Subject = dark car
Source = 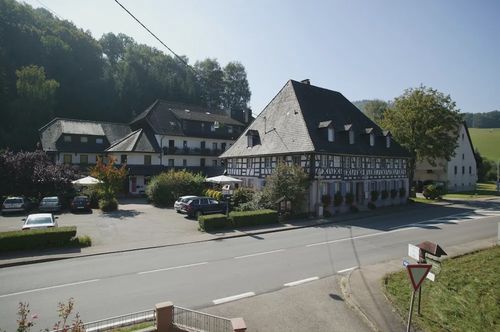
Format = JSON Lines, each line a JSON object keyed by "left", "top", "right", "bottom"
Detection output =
{"left": 181, "top": 197, "right": 228, "bottom": 219}
{"left": 38, "top": 196, "right": 62, "bottom": 213}
{"left": 70, "top": 196, "right": 91, "bottom": 213}
{"left": 1, "top": 197, "right": 32, "bottom": 215}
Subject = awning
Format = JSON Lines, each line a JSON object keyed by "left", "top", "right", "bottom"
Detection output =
{"left": 205, "top": 175, "right": 243, "bottom": 184}
{"left": 71, "top": 176, "right": 102, "bottom": 185}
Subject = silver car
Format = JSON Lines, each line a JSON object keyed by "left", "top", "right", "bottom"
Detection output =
{"left": 174, "top": 195, "right": 198, "bottom": 213}
{"left": 1, "top": 197, "right": 31, "bottom": 214}
{"left": 22, "top": 213, "right": 58, "bottom": 230}
{"left": 38, "top": 196, "right": 62, "bottom": 213}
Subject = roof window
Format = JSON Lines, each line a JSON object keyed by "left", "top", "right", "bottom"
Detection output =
{"left": 63, "top": 135, "right": 71, "bottom": 142}
{"left": 246, "top": 130, "right": 260, "bottom": 147}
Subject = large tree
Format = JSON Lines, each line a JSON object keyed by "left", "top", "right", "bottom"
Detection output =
{"left": 363, "top": 99, "right": 388, "bottom": 125}
{"left": 222, "top": 61, "right": 251, "bottom": 112}
{"left": 382, "top": 86, "right": 462, "bottom": 194}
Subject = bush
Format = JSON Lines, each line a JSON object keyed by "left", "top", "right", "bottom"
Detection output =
{"left": 368, "top": 202, "right": 376, "bottom": 210}
{"left": 350, "top": 205, "right": 359, "bottom": 213}
{"left": 423, "top": 184, "right": 445, "bottom": 200}
{"left": 390, "top": 189, "right": 398, "bottom": 199}
{"left": 74, "top": 235, "right": 92, "bottom": 247}
{"left": 381, "top": 190, "right": 389, "bottom": 200}
{"left": 321, "top": 194, "right": 331, "bottom": 207}
{"left": 198, "top": 214, "right": 229, "bottom": 232}
{"left": 232, "top": 187, "right": 255, "bottom": 207}
{"left": 82, "top": 187, "right": 101, "bottom": 208}
{"left": 370, "top": 190, "right": 379, "bottom": 202}
{"left": 333, "top": 191, "right": 343, "bottom": 206}
{"left": 146, "top": 170, "right": 204, "bottom": 207}
{"left": 345, "top": 192, "right": 354, "bottom": 205}
{"left": 229, "top": 209, "right": 278, "bottom": 227}
{"left": 99, "top": 198, "right": 118, "bottom": 211}
{"left": 399, "top": 187, "right": 406, "bottom": 198}
{"left": 0, "top": 227, "right": 78, "bottom": 252}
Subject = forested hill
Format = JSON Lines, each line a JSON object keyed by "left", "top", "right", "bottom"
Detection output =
{"left": 0, "top": 0, "right": 251, "bottom": 150}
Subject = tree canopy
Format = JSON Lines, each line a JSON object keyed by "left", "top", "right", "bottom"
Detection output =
{"left": 382, "top": 86, "right": 463, "bottom": 190}
{"left": 0, "top": 0, "right": 251, "bottom": 151}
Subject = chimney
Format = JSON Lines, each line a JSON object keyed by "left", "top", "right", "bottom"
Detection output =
{"left": 301, "top": 79, "right": 310, "bottom": 85}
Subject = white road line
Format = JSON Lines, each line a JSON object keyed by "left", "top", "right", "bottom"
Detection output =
{"left": 284, "top": 276, "right": 319, "bottom": 287}
{"left": 0, "top": 279, "right": 100, "bottom": 298}
{"left": 337, "top": 266, "right": 358, "bottom": 274}
{"left": 234, "top": 249, "right": 285, "bottom": 259}
{"left": 213, "top": 292, "right": 255, "bottom": 305}
{"left": 305, "top": 211, "right": 494, "bottom": 247}
{"left": 138, "top": 262, "right": 208, "bottom": 275}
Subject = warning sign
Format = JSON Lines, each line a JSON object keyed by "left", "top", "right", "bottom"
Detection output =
{"left": 406, "top": 264, "right": 432, "bottom": 291}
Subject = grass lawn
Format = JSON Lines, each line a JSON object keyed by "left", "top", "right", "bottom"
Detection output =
{"left": 469, "top": 128, "right": 500, "bottom": 161}
{"left": 443, "top": 182, "right": 499, "bottom": 199}
{"left": 383, "top": 246, "right": 500, "bottom": 332}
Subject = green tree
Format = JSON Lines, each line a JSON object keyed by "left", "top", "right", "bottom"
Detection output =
{"left": 195, "top": 58, "right": 224, "bottom": 109}
{"left": 363, "top": 99, "right": 388, "bottom": 125}
{"left": 263, "top": 162, "right": 310, "bottom": 214}
{"left": 146, "top": 169, "right": 205, "bottom": 207}
{"left": 382, "top": 86, "right": 462, "bottom": 195}
{"left": 90, "top": 156, "right": 127, "bottom": 210}
{"left": 222, "top": 61, "right": 251, "bottom": 112}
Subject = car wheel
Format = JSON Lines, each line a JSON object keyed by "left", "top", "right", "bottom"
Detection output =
{"left": 195, "top": 210, "right": 203, "bottom": 219}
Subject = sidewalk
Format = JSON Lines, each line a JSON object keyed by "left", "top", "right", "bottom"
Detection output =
{"left": 0, "top": 201, "right": 460, "bottom": 268}
{"left": 340, "top": 237, "right": 497, "bottom": 332}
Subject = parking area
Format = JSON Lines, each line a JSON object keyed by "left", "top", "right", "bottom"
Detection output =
{"left": 0, "top": 198, "right": 211, "bottom": 250}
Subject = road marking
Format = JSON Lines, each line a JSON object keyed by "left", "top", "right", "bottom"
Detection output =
{"left": 213, "top": 292, "right": 255, "bottom": 305}
{"left": 234, "top": 249, "right": 285, "bottom": 259}
{"left": 138, "top": 262, "right": 208, "bottom": 275}
{"left": 0, "top": 279, "right": 99, "bottom": 298}
{"left": 337, "top": 266, "right": 358, "bottom": 274}
{"left": 305, "top": 211, "right": 494, "bottom": 247}
{"left": 284, "top": 276, "right": 319, "bottom": 287}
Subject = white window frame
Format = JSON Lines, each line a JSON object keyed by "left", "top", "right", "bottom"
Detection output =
{"left": 328, "top": 127, "right": 334, "bottom": 142}
{"left": 370, "top": 133, "right": 375, "bottom": 146}
{"left": 80, "top": 136, "right": 88, "bottom": 143}
{"left": 349, "top": 130, "right": 355, "bottom": 144}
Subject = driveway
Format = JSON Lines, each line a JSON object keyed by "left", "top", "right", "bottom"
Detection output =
{"left": 0, "top": 198, "right": 207, "bottom": 250}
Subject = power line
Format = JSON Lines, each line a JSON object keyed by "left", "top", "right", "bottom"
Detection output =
{"left": 112, "top": 0, "right": 202, "bottom": 79}
{"left": 34, "top": 0, "right": 62, "bottom": 19}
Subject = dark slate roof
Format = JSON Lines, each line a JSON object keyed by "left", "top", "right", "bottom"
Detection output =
{"left": 39, "top": 118, "right": 131, "bottom": 152}
{"left": 221, "top": 80, "right": 411, "bottom": 158}
{"left": 106, "top": 129, "right": 160, "bottom": 153}
{"left": 130, "top": 100, "right": 245, "bottom": 136}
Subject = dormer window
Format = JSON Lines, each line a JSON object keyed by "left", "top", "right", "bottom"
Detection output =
{"left": 246, "top": 129, "right": 260, "bottom": 147}
{"left": 349, "top": 130, "right": 355, "bottom": 144}
{"left": 386, "top": 136, "right": 391, "bottom": 148}
{"left": 328, "top": 128, "right": 335, "bottom": 142}
{"left": 210, "top": 124, "right": 215, "bottom": 132}
{"left": 64, "top": 135, "right": 71, "bottom": 142}
{"left": 228, "top": 125, "right": 233, "bottom": 134}
{"left": 96, "top": 138, "right": 103, "bottom": 144}
{"left": 80, "top": 136, "right": 88, "bottom": 143}
{"left": 369, "top": 133, "right": 375, "bottom": 146}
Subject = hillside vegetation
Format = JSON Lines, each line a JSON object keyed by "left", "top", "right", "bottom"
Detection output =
{"left": 469, "top": 128, "right": 500, "bottom": 161}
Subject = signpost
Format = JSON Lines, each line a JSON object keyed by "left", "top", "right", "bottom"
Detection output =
{"left": 408, "top": 244, "right": 421, "bottom": 261}
{"left": 406, "top": 264, "right": 432, "bottom": 332}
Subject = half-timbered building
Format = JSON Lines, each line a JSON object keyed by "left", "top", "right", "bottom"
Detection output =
{"left": 220, "top": 79, "right": 411, "bottom": 213}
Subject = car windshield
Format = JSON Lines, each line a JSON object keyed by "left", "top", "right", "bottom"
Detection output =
{"left": 26, "top": 216, "right": 52, "bottom": 225}
{"left": 42, "top": 198, "right": 58, "bottom": 203}
{"left": 74, "top": 197, "right": 88, "bottom": 203}
{"left": 5, "top": 198, "right": 22, "bottom": 204}
{"left": 181, "top": 197, "right": 193, "bottom": 203}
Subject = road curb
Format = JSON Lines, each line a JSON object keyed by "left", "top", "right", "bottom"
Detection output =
{"left": 0, "top": 202, "right": 452, "bottom": 268}
{"left": 340, "top": 268, "right": 379, "bottom": 332}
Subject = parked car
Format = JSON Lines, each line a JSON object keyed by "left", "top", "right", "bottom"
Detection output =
{"left": 38, "top": 196, "right": 62, "bottom": 213}
{"left": 181, "top": 197, "right": 228, "bottom": 219}
{"left": 22, "top": 213, "right": 58, "bottom": 230}
{"left": 174, "top": 195, "right": 199, "bottom": 213}
{"left": 70, "top": 195, "right": 91, "bottom": 213}
{"left": 1, "top": 197, "right": 32, "bottom": 215}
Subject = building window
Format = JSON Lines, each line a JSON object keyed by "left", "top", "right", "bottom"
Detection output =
{"left": 469, "top": 166, "right": 472, "bottom": 174}
{"left": 213, "top": 142, "right": 218, "bottom": 151}
{"left": 168, "top": 159, "right": 174, "bottom": 166}
{"left": 64, "top": 135, "right": 71, "bottom": 142}
{"left": 183, "top": 159, "right": 187, "bottom": 167}
{"left": 201, "top": 141, "right": 206, "bottom": 149}
{"left": 144, "top": 155, "right": 151, "bottom": 165}
{"left": 462, "top": 166, "right": 465, "bottom": 174}
{"left": 80, "top": 155, "right": 88, "bottom": 165}
{"left": 96, "top": 138, "right": 103, "bottom": 144}
{"left": 454, "top": 166, "right": 457, "bottom": 174}
{"left": 247, "top": 136, "right": 253, "bottom": 147}
{"left": 265, "top": 157, "right": 271, "bottom": 168}
{"left": 121, "top": 155, "right": 127, "bottom": 164}
{"left": 80, "top": 136, "right": 88, "bottom": 143}
{"left": 183, "top": 141, "right": 188, "bottom": 148}
{"left": 221, "top": 142, "right": 226, "bottom": 151}
{"left": 213, "top": 160, "right": 218, "bottom": 167}
{"left": 328, "top": 128, "right": 334, "bottom": 142}
{"left": 228, "top": 126, "right": 233, "bottom": 134}
{"left": 370, "top": 133, "right": 375, "bottom": 146}
{"left": 386, "top": 136, "right": 391, "bottom": 148}
{"left": 201, "top": 123, "right": 205, "bottom": 130}
{"left": 200, "top": 158, "right": 206, "bottom": 167}
{"left": 210, "top": 124, "right": 215, "bottom": 132}
{"left": 293, "top": 155, "right": 301, "bottom": 165}
{"left": 63, "top": 154, "right": 72, "bottom": 164}
{"left": 462, "top": 153, "right": 464, "bottom": 160}
{"left": 333, "top": 156, "right": 341, "bottom": 168}
{"left": 228, "top": 159, "right": 233, "bottom": 168}
{"left": 349, "top": 130, "right": 355, "bottom": 144}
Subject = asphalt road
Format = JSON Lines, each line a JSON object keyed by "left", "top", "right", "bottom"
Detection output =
{"left": 0, "top": 203, "right": 499, "bottom": 330}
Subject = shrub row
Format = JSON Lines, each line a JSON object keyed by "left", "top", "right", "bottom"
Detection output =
{"left": 198, "top": 209, "right": 279, "bottom": 232}
{"left": 0, "top": 227, "right": 91, "bottom": 252}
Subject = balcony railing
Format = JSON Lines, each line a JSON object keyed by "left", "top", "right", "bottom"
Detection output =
{"left": 163, "top": 147, "right": 225, "bottom": 156}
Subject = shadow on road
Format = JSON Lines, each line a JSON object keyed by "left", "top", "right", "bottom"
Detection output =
{"left": 101, "top": 209, "right": 143, "bottom": 219}
{"left": 0, "top": 246, "right": 82, "bottom": 261}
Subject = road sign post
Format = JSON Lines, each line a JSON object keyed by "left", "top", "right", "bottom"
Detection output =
{"left": 406, "top": 264, "right": 432, "bottom": 332}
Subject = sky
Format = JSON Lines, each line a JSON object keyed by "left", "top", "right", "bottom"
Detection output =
{"left": 21, "top": 0, "right": 500, "bottom": 115}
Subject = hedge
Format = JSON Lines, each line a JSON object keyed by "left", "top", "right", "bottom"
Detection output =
{"left": 198, "top": 214, "right": 229, "bottom": 232}
{"left": 0, "top": 226, "right": 78, "bottom": 252}
{"left": 229, "top": 209, "right": 278, "bottom": 227}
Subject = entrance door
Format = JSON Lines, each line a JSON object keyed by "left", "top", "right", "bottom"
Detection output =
{"left": 356, "top": 182, "right": 364, "bottom": 204}
{"left": 130, "top": 176, "right": 137, "bottom": 193}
